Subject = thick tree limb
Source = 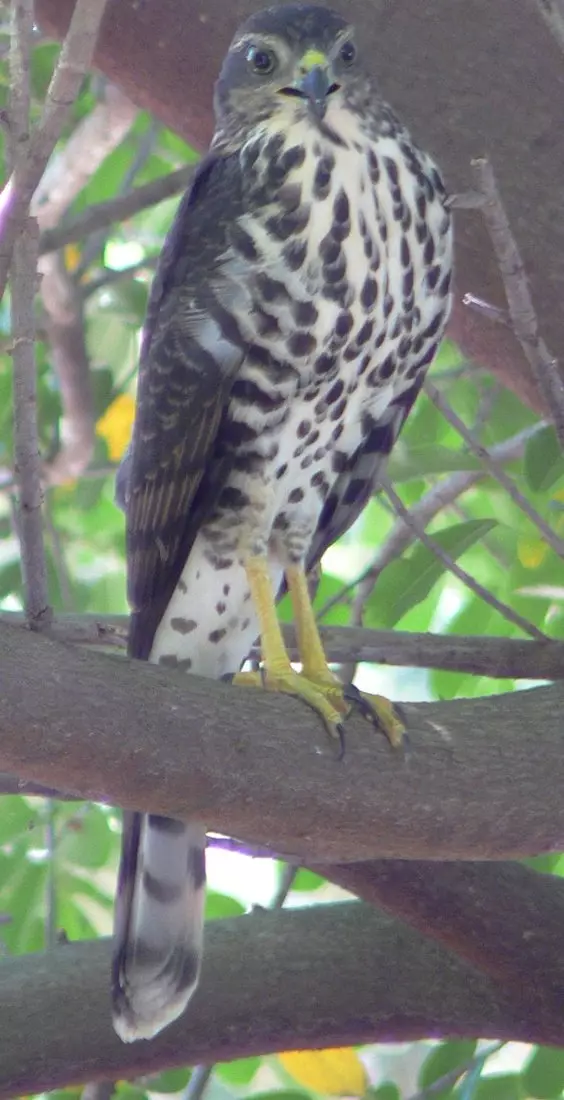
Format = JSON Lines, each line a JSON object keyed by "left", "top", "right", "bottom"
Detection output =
{"left": 320, "top": 860, "right": 564, "bottom": 1019}
{"left": 0, "top": 892, "right": 562, "bottom": 1099}
{"left": 1, "top": 622, "right": 564, "bottom": 861}
{"left": 35, "top": 0, "right": 564, "bottom": 418}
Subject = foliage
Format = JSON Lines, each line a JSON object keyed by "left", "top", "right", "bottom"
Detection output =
{"left": 1, "top": 29, "right": 563, "bottom": 1100}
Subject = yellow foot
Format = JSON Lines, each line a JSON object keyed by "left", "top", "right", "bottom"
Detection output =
{"left": 343, "top": 684, "right": 406, "bottom": 750}
{"left": 233, "top": 668, "right": 345, "bottom": 748}
{"left": 233, "top": 670, "right": 405, "bottom": 757}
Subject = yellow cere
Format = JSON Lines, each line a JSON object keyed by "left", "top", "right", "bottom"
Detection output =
{"left": 300, "top": 49, "right": 328, "bottom": 70}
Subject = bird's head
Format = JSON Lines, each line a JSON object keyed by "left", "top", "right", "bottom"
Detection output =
{"left": 214, "top": 5, "right": 367, "bottom": 139}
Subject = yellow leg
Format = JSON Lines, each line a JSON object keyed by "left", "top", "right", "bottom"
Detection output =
{"left": 286, "top": 564, "right": 344, "bottom": 699}
{"left": 286, "top": 563, "right": 405, "bottom": 750}
{"left": 233, "top": 555, "right": 344, "bottom": 740}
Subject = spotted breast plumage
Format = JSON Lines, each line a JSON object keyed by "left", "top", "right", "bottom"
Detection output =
{"left": 112, "top": 3, "right": 453, "bottom": 1042}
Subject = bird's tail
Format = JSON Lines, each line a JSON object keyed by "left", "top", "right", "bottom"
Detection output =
{"left": 112, "top": 811, "right": 206, "bottom": 1042}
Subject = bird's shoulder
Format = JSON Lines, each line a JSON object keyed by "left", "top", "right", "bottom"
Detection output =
{"left": 141, "top": 144, "right": 247, "bottom": 359}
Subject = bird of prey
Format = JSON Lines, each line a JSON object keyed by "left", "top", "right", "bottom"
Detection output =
{"left": 112, "top": 2, "right": 453, "bottom": 1042}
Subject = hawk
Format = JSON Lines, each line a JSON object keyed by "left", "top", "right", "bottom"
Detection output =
{"left": 112, "top": 3, "right": 453, "bottom": 1042}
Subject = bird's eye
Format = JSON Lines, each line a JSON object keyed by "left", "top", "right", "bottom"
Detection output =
{"left": 247, "top": 45, "right": 277, "bottom": 74}
{"left": 339, "top": 40, "right": 356, "bottom": 65}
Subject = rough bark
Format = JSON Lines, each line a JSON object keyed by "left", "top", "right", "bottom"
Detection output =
{"left": 1, "top": 623, "right": 564, "bottom": 861}
{"left": 35, "top": 0, "right": 564, "bottom": 417}
{"left": 3, "top": 882, "right": 564, "bottom": 1099}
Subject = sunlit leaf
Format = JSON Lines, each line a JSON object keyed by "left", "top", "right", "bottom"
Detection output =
{"left": 419, "top": 1041, "right": 477, "bottom": 1095}
{"left": 517, "top": 535, "right": 548, "bottom": 570}
{"left": 96, "top": 393, "right": 135, "bottom": 461}
{"left": 205, "top": 890, "right": 245, "bottom": 921}
{"left": 365, "top": 520, "right": 497, "bottom": 628}
{"left": 0, "top": 797, "right": 35, "bottom": 846}
{"left": 524, "top": 1046, "right": 564, "bottom": 1098}
{"left": 388, "top": 444, "right": 482, "bottom": 483}
{"left": 524, "top": 426, "right": 564, "bottom": 493}
{"left": 58, "top": 805, "right": 113, "bottom": 870}
{"left": 278, "top": 1047, "right": 368, "bottom": 1097}
{"left": 216, "top": 1057, "right": 262, "bottom": 1085}
{"left": 142, "top": 1067, "right": 192, "bottom": 1092}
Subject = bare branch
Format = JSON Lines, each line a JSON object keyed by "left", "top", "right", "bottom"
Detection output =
{"left": 0, "top": 0, "right": 110, "bottom": 302}
{"left": 40, "top": 253, "right": 96, "bottom": 485}
{"left": 40, "top": 164, "right": 195, "bottom": 254}
{"left": 33, "top": 83, "right": 137, "bottom": 233}
{"left": 381, "top": 478, "right": 547, "bottom": 640}
{"left": 2, "top": 893, "right": 557, "bottom": 1099}
{"left": 3, "top": 611, "right": 564, "bottom": 680}
{"left": 471, "top": 156, "right": 564, "bottom": 451}
{"left": 1, "top": 623, "right": 564, "bottom": 861}
{"left": 425, "top": 381, "right": 564, "bottom": 557}
{"left": 31, "top": 83, "right": 137, "bottom": 485}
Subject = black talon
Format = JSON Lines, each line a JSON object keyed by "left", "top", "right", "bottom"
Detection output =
{"left": 343, "top": 682, "right": 383, "bottom": 729}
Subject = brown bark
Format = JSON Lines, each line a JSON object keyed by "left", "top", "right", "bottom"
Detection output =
{"left": 35, "top": 0, "right": 564, "bottom": 417}
{"left": 2, "top": 880, "right": 564, "bottom": 1099}
{"left": 1, "top": 623, "right": 564, "bottom": 862}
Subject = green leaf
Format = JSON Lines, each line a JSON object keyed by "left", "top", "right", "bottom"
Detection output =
{"left": 291, "top": 868, "right": 326, "bottom": 892}
{"left": 0, "top": 560, "right": 23, "bottom": 602}
{"left": 368, "top": 1085, "right": 401, "bottom": 1100}
{"left": 205, "top": 890, "right": 245, "bottom": 921}
{"left": 216, "top": 1057, "right": 261, "bottom": 1085}
{"left": 524, "top": 426, "right": 564, "bottom": 493}
{"left": 419, "top": 1041, "right": 478, "bottom": 1094}
{"left": 314, "top": 573, "right": 352, "bottom": 626}
{"left": 524, "top": 1047, "right": 564, "bottom": 1098}
{"left": 249, "top": 1092, "right": 311, "bottom": 1100}
{"left": 473, "top": 1075, "right": 524, "bottom": 1100}
{"left": 388, "top": 444, "right": 482, "bottom": 483}
{"left": 365, "top": 519, "right": 497, "bottom": 628}
{"left": 142, "top": 1067, "right": 192, "bottom": 1093}
{"left": 58, "top": 805, "right": 112, "bottom": 870}
{"left": 0, "top": 797, "right": 35, "bottom": 845}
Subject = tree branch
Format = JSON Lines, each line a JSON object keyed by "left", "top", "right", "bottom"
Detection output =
{"left": 3, "top": 611, "right": 564, "bottom": 680}
{"left": 1, "top": 623, "right": 564, "bottom": 861}
{"left": 471, "top": 156, "right": 564, "bottom": 450}
{"left": 39, "top": 164, "right": 195, "bottom": 254}
{"left": 0, "top": 0, "right": 109, "bottom": 302}
{"left": 3, "top": 867, "right": 564, "bottom": 1097}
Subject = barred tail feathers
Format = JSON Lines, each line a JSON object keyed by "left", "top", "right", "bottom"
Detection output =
{"left": 112, "top": 812, "right": 206, "bottom": 1042}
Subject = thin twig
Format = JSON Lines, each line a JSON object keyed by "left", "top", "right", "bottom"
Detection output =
{"left": 425, "top": 380, "right": 564, "bottom": 559}
{"left": 0, "top": 0, "right": 110, "bottom": 302}
{"left": 39, "top": 165, "right": 195, "bottom": 255}
{"left": 472, "top": 156, "right": 564, "bottom": 450}
{"left": 381, "top": 478, "right": 547, "bottom": 641}
{"left": 45, "top": 800, "right": 58, "bottom": 949}
{"left": 32, "top": 83, "right": 137, "bottom": 486}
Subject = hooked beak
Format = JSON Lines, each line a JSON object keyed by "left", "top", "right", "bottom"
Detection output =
{"left": 298, "top": 65, "right": 331, "bottom": 119}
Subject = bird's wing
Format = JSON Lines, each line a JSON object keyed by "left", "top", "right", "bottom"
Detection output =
{"left": 119, "top": 149, "right": 248, "bottom": 660}
{"left": 306, "top": 374, "right": 426, "bottom": 574}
